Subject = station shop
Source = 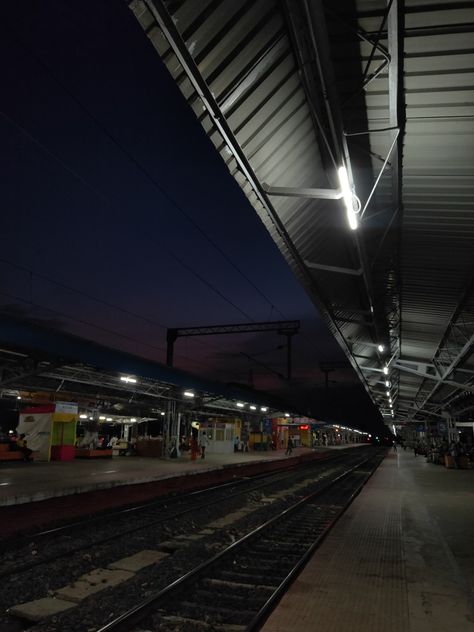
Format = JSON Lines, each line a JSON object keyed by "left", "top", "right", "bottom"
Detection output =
{"left": 0, "top": 400, "right": 371, "bottom": 462}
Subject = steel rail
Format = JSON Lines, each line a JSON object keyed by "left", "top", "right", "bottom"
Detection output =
{"left": 96, "top": 451, "right": 384, "bottom": 632}
{"left": 0, "top": 453, "right": 348, "bottom": 580}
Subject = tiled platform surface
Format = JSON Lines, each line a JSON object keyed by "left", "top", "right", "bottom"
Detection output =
{"left": 262, "top": 450, "right": 474, "bottom": 632}
{"left": 0, "top": 444, "right": 362, "bottom": 507}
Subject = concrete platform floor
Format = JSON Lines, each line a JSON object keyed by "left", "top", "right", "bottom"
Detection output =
{"left": 262, "top": 449, "right": 474, "bottom": 632}
{"left": 0, "top": 445, "right": 365, "bottom": 537}
{"left": 0, "top": 444, "right": 363, "bottom": 507}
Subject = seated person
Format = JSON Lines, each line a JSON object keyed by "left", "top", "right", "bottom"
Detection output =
{"left": 16, "top": 434, "right": 33, "bottom": 461}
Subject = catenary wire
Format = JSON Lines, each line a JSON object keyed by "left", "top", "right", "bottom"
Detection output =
{"left": 1, "top": 23, "right": 331, "bottom": 380}
{"left": 2, "top": 24, "right": 288, "bottom": 323}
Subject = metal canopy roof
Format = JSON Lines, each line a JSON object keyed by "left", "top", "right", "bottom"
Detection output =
{"left": 0, "top": 315, "right": 289, "bottom": 418}
{"left": 129, "top": 0, "right": 474, "bottom": 428}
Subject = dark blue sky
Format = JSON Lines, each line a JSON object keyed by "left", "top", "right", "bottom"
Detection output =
{"left": 0, "top": 0, "right": 384, "bottom": 426}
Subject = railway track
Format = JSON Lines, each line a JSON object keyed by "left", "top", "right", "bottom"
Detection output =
{"left": 96, "top": 452, "right": 384, "bottom": 632}
{"left": 1, "top": 449, "right": 382, "bottom": 631}
{"left": 0, "top": 451, "right": 350, "bottom": 581}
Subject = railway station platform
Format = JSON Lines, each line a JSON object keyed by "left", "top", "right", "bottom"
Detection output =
{"left": 0, "top": 444, "right": 364, "bottom": 537}
{"left": 262, "top": 449, "right": 474, "bottom": 632}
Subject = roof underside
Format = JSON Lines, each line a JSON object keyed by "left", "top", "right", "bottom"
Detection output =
{"left": 129, "top": 0, "right": 474, "bottom": 427}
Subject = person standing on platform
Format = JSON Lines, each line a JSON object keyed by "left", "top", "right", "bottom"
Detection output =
{"left": 234, "top": 435, "right": 240, "bottom": 452}
{"left": 199, "top": 431, "right": 209, "bottom": 459}
{"left": 285, "top": 436, "right": 294, "bottom": 456}
{"left": 449, "top": 441, "right": 459, "bottom": 469}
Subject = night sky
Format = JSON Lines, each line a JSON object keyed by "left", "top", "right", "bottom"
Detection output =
{"left": 0, "top": 1, "right": 385, "bottom": 431}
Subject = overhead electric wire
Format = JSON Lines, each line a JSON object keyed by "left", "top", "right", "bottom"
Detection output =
{"left": 0, "top": 109, "right": 254, "bottom": 325}
{"left": 3, "top": 24, "right": 287, "bottom": 323}
{"left": 0, "top": 290, "right": 213, "bottom": 373}
{"left": 1, "top": 22, "right": 331, "bottom": 381}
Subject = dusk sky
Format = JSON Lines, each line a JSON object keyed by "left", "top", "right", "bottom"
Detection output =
{"left": 0, "top": 1, "right": 382, "bottom": 427}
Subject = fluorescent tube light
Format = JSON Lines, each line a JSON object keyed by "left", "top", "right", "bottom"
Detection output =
{"left": 120, "top": 376, "right": 137, "bottom": 384}
{"left": 338, "top": 166, "right": 358, "bottom": 230}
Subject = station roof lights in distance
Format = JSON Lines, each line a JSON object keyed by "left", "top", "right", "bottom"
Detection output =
{"left": 120, "top": 376, "right": 137, "bottom": 384}
{"left": 236, "top": 403, "right": 268, "bottom": 412}
{"left": 333, "top": 424, "right": 369, "bottom": 436}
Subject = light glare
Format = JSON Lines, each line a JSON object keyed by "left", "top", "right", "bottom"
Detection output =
{"left": 120, "top": 376, "right": 137, "bottom": 384}
{"left": 338, "top": 166, "right": 358, "bottom": 230}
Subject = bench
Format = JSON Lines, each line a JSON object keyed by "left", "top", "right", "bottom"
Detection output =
{"left": 75, "top": 448, "right": 113, "bottom": 458}
{"left": 0, "top": 444, "right": 33, "bottom": 462}
{"left": 0, "top": 451, "right": 24, "bottom": 461}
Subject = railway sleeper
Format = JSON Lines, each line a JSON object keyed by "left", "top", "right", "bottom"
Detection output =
{"left": 232, "top": 558, "right": 295, "bottom": 573}
{"left": 241, "top": 550, "right": 301, "bottom": 565}
{"left": 169, "top": 600, "right": 254, "bottom": 623}
{"left": 157, "top": 540, "right": 191, "bottom": 553}
{"left": 202, "top": 577, "right": 277, "bottom": 593}
{"left": 232, "top": 552, "right": 284, "bottom": 564}
{"left": 192, "top": 587, "right": 269, "bottom": 609}
{"left": 252, "top": 540, "right": 312, "bottom": 552}
{"left": 263, "top": 534, "right": 319, "bottom": 546}
{"left": 218, "top": 570, "right": 283, "bottom": 585}
{"left": 159, "top": 614, "right": 246, "bottom": 631}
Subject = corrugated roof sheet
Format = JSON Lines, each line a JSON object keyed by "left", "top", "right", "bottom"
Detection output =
{"left": 129, "top": 0, "right": 474, "bottom": 425}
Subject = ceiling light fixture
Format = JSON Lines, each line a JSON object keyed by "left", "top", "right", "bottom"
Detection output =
{"left": 183, "top": 391, "right": 195, "bottom": 398}
{"left": 338, "top": 166, "right": 359, "bottom": 230}
{"left": 377, "top": 344, "right": 384, "bottom": 352}
{"left": 236, "top": 402, "right": 245, "bottom": 408}
{"left": 383, "top": 366, "right": 389, "bottom": 375}
{"left": 120, "top": 376, "right": 137, "bottom": 384}
{"left": 261, "top": 406, "right": 268, "bottom": 412}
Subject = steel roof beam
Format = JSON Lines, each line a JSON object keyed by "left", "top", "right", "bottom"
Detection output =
{"left": 263, "top": 184, "right": 343, "bottom": 200}
{"left": 411, "top": 335, "right": 474, "bottom": 409}
{"left": 304, "top": 262, "right": 363, "bottom": 276}
{"left": 143, "top": 0, "right": 382, "bottom": 407}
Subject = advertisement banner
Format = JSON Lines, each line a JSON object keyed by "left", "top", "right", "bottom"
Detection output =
{"left": 53, "top": 402, "right": 78, "bottom": 422}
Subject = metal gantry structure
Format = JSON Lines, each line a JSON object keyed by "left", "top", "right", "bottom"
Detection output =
{"left": 129, "top": 0, "right": 474, "bottom": 429}
{"left": 166, "top": 320, "right": 299, "bottom": 380}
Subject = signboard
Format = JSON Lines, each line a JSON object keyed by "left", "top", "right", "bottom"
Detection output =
{"left": 55, "top": 402, "right": 78, "bottom": 415}
{"left": 53, "top": 401, "right": 78, "bottom": 423}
